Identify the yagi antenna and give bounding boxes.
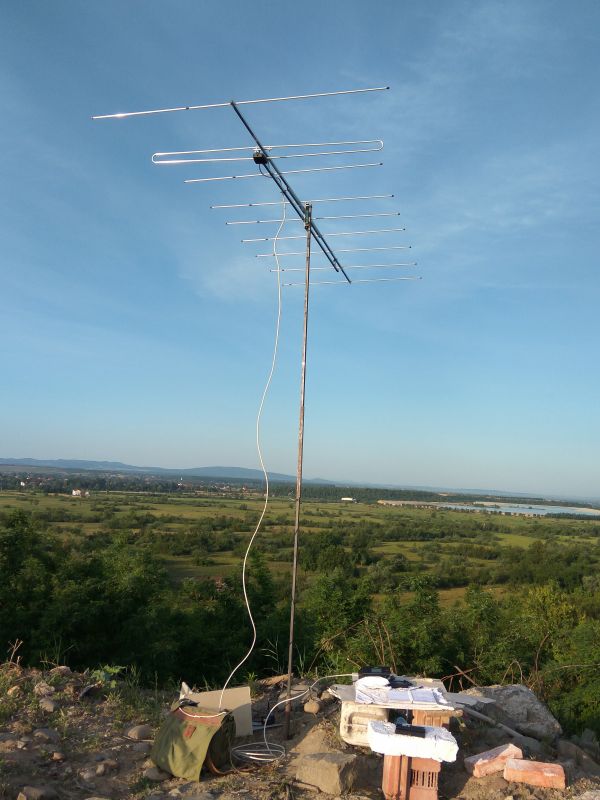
[91,85,420,740]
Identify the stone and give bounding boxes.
[7,685,22,697]
[575,792,600,800]
[33,728,60,744]
[557,738,600,776]
[39,698,59,714]
[179,795,214,800]
[559,758,578,783]
[51,752,65,762]
[464,743,523,777]
[0,738,20,751]
[581,728,600,760]
[95,759,118,776]
[463,685,561,741]
[296,752,359,794]
[33,681,55,697]
[132,741,152,754]
[172,781,201,795]
[503,757,566,789]
[49,666,72,676]
[304,699,322,715]
[143,765,170,781]
[279,682,311,707]
[79,766,98,782]
[17,788,58,800]
[126,723,153,740]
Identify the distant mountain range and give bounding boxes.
[1,457,597,503]
[0,458,330,484]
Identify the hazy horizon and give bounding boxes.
[3,454,599,503]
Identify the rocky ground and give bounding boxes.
[1,662,599,800]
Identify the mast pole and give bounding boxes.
[283,202,312,739]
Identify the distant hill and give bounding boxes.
[1,457,597,504]
[0,458,331,484]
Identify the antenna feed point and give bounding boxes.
[252,149,269,165]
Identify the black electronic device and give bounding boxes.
[394,722,428,738]
[388,675,414,689]
[358,666,392,679]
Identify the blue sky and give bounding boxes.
[1,1,599,498]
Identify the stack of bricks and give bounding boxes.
[382,754,441,800]
[464,743,566,790]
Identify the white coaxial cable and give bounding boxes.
[218,199,287,710]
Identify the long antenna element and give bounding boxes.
[211,194,394,208]
[91,86,390,120]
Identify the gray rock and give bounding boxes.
[463,684,562,740]
[39,698,59,714]
[126,723,153,740]
[33,681,55,697]
[172,782,203,796]
[79,766,97,782]
[17,788,58,800]
[512,732,545,756]
[574,793,600,800]
[557,738,600,776]
[49,666,72,676]
[95,759,118,776]
[580,728,600,760]
[144,765,170,782]
[279,682,311,707]
[296,752,359,794]
[33,729,60,744]
[132,741,152,754]
[179,795,214,800]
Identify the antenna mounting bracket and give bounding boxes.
[252,149,269,165]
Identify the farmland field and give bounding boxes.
[2,487,598,604]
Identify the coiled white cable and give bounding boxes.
[231,673,355,765]
[218,197,287,711]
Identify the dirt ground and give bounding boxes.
[1,664,599,800]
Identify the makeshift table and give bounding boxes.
[330,682,459,747]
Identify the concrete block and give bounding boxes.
[296,752,359,794]
[503,757,565,789]
[464,743,523,777]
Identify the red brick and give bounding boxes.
[503,757,566,789]
[464,743,523,777]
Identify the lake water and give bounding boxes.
[436,502,600,517]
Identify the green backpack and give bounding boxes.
[151,701,236,781]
